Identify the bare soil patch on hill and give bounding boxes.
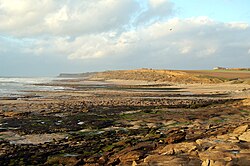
[91,69,224,84]
[184,70,250,79]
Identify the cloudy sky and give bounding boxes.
[0,0,250,76]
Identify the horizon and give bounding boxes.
[1,0,250,76]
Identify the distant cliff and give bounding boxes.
[58,72,97,78]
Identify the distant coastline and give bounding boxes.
[213,67,250,71]
[58,72,97,78]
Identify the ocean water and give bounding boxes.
[0,77,64,97]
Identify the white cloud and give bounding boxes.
[0,0,249,71]
[43,0,140,36]
[227,22,249,29]
[45,5,69,28]
[0,0,57,36]
[136,0,174,24]
[24,17,249,62]
[180,46,192,54]
[0,0,139,36]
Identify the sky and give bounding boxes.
[0,0,250,76]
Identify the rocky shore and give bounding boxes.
[0,77,250,165]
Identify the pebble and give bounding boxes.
[77,122,84,125]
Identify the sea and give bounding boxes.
[0,77,65,97]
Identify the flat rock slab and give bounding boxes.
[239,131,250,142]
[0,131,66,144]
[233,125,248,134]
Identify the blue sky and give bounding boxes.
[0,0,249,76]
[174,0,250,23]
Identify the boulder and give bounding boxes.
[165,130,186,144]
[45,156,81,166]
[144,154,189,166]
[239,131,250,142]
[119,151,142,162]
[213,142,241,151]
[233,125,248,134]
[209,160,226,166]
[195,139,214,150]
[132,160,138,166]
[199,151,234,161]
[236,153,250,166]
[160,142,197,155]
[201,159,210,166]
[216,134,230,140]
